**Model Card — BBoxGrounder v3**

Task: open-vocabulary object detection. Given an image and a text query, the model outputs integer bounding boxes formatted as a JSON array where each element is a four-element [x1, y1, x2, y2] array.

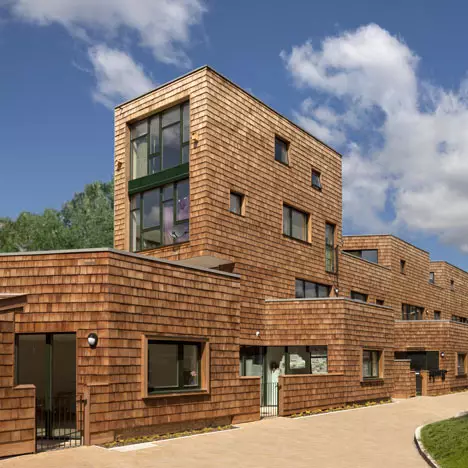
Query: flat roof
[[0, 248, 240, 280], [343, 234, 430, 255], [115, 65, 342, 159]]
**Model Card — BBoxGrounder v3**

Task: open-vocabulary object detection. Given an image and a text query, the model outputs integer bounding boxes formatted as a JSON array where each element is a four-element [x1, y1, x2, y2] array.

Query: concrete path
[[3, 392, 468, 468]]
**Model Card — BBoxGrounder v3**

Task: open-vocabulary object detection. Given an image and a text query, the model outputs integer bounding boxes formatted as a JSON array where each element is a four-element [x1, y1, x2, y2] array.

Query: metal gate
[[415, 372, 423, 396], [36, 394, 85, 452], [261, 381, 278, 418]]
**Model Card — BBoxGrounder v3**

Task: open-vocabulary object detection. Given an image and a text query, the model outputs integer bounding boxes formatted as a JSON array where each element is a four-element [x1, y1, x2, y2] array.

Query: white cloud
[[282, 23, 468, 252], [6, 0, 206, 66], [4, 0, 206, 106], [88, 45, 155, 108]]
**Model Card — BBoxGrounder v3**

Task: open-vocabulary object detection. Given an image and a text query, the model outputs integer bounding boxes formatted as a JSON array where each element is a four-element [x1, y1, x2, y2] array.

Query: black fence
[[36, 394, 85, 452], [261, 381, 278, 418]]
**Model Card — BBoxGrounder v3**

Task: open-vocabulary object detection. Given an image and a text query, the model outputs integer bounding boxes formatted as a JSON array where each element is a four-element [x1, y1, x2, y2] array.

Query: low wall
[[278, 373, 346, 416], [0, 310, 36, 458], [393, 360, 416, 398], [421, 370, 451, 396], [232, 377, 261, 424]]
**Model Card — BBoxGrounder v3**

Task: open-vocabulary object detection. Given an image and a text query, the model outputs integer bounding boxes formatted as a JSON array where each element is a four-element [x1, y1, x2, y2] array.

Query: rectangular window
[[343, 249, 378, 264], [402, 303, 424, 321], [229, 191, 244, 215], [451, 279, 455, 290], [275, 137, 289, 165], [376, 299, 385, 306], [458, 353, 467, 376], [429, 272, 435, 284], [283, 205, 308, 241], [363, 350, 381, 379], [310, 346, 328, 374], [325, 223, 336, 273], [129, 102, 189, 180], [295, 279, 331, 298], [434, 311, 441, 320], [400, 259, 406, 274], [131, 179, 189, 252], [147, 340, 202, 394], [351, 291, 368, 302], [312, 169, 322, 190], [452, 315, 468, 324]]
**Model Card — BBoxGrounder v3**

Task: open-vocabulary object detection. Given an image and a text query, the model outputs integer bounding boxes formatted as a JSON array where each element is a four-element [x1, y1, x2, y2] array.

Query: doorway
[[15, 333, 83, 451]]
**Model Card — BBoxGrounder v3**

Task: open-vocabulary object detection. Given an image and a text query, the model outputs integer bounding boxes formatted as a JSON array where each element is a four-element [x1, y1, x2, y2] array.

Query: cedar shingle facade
[[1, 66, 468, 457]]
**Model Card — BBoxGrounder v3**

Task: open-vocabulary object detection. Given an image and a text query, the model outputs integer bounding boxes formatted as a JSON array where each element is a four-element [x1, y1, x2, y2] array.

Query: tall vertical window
[[434, 311, 441, 320], [429, 272, 435, 284], [275, 137, 289, 165], [363, 350, 381, 379], [129, 102, 189, 180], [451, 279, 455, 290], [457, 353, 467, 376], [229, 192, 244, 215], [131, 179, 189, 251], [325, 223, 336, 273], [283, 205, 309, 241]]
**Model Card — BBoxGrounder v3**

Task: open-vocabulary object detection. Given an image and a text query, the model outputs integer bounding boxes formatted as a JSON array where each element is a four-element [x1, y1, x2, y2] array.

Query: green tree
[[0, 180, 114, 253]]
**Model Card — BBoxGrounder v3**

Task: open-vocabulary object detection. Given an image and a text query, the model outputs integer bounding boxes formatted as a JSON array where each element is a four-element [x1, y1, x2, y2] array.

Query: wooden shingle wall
[[0, 310, 35, 458], [393, 360, 416, 399]]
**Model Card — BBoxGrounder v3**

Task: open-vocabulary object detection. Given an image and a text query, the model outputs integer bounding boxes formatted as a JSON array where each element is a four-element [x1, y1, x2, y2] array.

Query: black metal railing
[[36, 394, 84, 452], [261, 381, 278, 418]]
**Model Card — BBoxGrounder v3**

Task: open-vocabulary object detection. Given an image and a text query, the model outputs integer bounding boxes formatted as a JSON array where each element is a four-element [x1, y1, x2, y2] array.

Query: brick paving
[[2, 393, 468, 468]]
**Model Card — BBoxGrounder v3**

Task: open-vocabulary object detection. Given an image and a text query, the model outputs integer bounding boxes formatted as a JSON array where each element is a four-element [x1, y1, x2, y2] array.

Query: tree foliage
[[0, 180, 114, 253]]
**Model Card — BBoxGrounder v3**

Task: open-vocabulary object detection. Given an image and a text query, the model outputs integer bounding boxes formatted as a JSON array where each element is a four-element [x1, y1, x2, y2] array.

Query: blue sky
[[1, 0, 468, 269]]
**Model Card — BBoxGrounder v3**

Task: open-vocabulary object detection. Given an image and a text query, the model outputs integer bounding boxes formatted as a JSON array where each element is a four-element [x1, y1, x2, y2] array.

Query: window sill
[[229, 211, 245, 218], [312, 185, 322, 192], [274, 159, 289, 167], [144, 389, 209, 399], [361, 378, 384, 385], [133, 240, 190, 253], [282, 234, 311, 246]]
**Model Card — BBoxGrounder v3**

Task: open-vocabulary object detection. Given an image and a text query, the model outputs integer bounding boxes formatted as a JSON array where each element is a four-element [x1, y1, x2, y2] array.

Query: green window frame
[[147, 340, 201, 394], [325, 223, 336, 273], [130, 179, 189, 252], [130, 101, 190, 180]]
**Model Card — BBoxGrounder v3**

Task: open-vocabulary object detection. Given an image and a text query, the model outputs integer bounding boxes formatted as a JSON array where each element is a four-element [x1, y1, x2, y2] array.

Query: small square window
[[275, 137, 289, 165], [429, 272, 435, 284], [229, 192, 244, 216], [312, 169, 322, 190], [400, 259, 406, 274], [376, 299, 385, 306], [434, 311, 441, 320]]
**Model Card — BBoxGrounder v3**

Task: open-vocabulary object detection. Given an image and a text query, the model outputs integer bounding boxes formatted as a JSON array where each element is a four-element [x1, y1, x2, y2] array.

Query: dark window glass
[[130, 179, 189, 251], [275, 137, 288, 164], [147, 341, 201, 394], [363, 350, 380, 378], [429, 272, 435, 284], [351, 291, 368, 302], [230, 192, 243, 215], [458, 354, 466, 375], [295, 279, 330, 298], [240, 346, 264, 377], [452, 315, 468, 324], [451, 279, 455, 290], [283, 205, 308, 241], [402, 303, 424, 320], [325, 223, 336, 272], [130, 102, 189, 180], [376, 299, 385, 306], [400, 259, 406, 274], [312, 169, 322, 189], [162, 124, 181, 170], [434, 311, 441, 320], [343, 249, 378, 264]]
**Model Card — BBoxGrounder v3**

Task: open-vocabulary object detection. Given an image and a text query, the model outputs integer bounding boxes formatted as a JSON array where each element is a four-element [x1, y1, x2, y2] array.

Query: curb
[[414, 425, 440, 468]]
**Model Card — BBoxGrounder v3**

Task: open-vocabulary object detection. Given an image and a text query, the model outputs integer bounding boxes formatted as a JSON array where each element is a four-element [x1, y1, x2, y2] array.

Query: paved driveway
[[3, 393, 468, 468]]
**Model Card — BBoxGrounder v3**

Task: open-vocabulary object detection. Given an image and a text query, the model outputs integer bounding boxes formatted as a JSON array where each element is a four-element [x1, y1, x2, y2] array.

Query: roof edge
[[0, 248, 240, 280]]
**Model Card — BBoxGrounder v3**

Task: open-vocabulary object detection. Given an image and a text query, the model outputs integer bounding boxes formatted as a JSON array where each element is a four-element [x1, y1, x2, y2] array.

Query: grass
[[101, 425, 235, 448], [290, 398, 391, 418], [421, 415, 468, 468]]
